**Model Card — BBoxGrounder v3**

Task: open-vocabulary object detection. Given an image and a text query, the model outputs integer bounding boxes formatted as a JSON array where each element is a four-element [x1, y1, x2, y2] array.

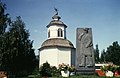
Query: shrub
[[50, 66, 60, 77], [58, 63, 76, 72], [39, 62, 60, 77], [101, 64, 119, 73], [39, 62, 51, 77]]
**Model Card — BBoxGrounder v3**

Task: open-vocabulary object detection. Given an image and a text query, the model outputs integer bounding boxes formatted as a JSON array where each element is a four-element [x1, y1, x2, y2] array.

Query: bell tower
[[47, 8, 67, 39], [39, 8, 75, 67]]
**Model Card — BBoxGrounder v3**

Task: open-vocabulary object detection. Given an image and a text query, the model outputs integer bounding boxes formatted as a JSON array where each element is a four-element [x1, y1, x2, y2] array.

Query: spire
[[52, 8, 61, 21], [47, 8, 67, 39], [54, 7, 58, 15], [47, 8, 67, 28]]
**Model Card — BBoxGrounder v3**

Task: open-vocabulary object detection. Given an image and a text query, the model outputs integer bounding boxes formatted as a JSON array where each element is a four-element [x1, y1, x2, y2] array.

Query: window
[[58, 28, 63, 37], [48, 30, 50, 38]]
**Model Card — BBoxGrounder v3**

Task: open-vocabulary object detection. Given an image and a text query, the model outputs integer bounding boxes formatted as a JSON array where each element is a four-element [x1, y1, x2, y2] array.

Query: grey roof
[[47, 15, 67, 28], [41, 38, 74, 48]]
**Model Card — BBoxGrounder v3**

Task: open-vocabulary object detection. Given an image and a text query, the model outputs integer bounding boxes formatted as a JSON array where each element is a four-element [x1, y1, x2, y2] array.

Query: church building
[[39, 10, 75, 67]]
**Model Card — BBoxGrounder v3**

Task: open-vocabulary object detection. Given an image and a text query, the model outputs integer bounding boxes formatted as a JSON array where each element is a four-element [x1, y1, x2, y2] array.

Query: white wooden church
[[39, 10, 76, 67]]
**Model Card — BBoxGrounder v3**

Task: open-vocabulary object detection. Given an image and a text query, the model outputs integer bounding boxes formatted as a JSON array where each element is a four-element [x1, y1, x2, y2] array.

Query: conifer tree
[[105, 41, 120, 65], [3, 16, 36, 76], [0, 1, 37, 76], [0, 1, 10, 34], [0, 1, 10, 70], [94, 44, 100, 63], [100, 49, 106, 63]]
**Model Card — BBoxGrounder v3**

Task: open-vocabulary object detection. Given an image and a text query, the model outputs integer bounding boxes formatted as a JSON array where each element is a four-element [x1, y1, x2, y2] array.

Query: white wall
[[39, 47, 75, 67], [57, 47, 71, 66], [48, 25, 66, 39], [39, 47, 58, 67]]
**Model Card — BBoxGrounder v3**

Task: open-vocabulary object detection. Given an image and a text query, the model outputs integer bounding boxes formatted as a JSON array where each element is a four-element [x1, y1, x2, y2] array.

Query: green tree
[[100, 49, 106, 63], [94, 44, 100, 63], [0, 1, 11, 70], [3, 16, 36, 76], [0, 1, 10, 34], [105, 41, 120, 65], [0, 1, 37, 76]]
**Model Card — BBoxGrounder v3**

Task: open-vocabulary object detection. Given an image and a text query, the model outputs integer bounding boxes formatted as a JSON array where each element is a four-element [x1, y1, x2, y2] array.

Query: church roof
[[40, 38, 74, 49], [47, 20, 67, 28], [47, 15, 67, 28]]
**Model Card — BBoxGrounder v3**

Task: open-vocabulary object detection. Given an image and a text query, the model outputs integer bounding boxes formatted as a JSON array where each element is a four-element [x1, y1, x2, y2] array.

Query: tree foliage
[[3, 16, 36, 76], [0, 2, 10, 35], [105, 41, 120, 65], [0, 1, 11, 70], [94, 44, 100, 63], [100, 49, 106, 63], [0, 2, 37, 76]]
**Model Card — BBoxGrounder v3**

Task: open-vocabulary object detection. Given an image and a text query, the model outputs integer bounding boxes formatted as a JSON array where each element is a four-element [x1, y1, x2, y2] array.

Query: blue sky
[[3, 0, 120, 55]]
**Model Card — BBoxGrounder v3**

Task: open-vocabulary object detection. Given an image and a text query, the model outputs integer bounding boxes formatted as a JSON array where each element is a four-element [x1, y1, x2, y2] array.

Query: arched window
[[48, 30, 50, 38], [58, 28, 63, 37]]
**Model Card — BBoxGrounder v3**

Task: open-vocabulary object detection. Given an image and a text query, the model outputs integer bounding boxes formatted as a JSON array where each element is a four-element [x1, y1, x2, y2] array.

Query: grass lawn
[[26, 74, 120, 78], [51, 75, 118, 78]]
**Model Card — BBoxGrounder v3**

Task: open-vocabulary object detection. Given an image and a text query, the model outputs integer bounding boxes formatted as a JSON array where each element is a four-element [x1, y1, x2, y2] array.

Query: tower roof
[[39, 9, 74, 50], [47, 18, 67, 28], [47, 9, 67, 28], [40, 38, 74, 49]]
